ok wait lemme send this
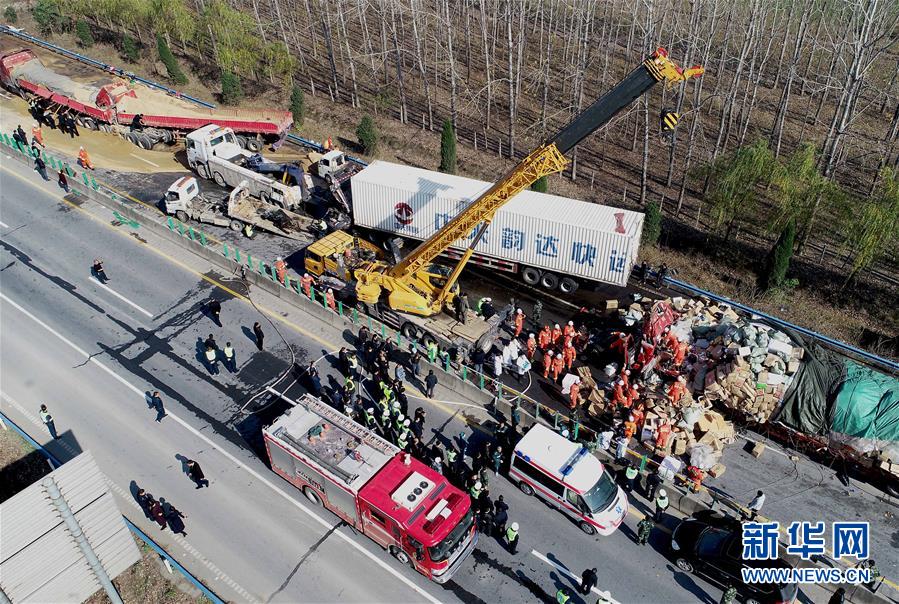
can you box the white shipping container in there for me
[351,161,644,287]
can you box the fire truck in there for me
[263,394,477,583]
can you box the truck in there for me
[263,393,477,583]
[509,424,627,536]
[0,48,292,150]
[185,125,308,210]
[302,149,358,214]
[348,160,645,294]
[304,230,510,355]
[164,177,312,239]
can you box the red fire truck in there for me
[263,394,477,583]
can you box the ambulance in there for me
[510,424,627,535]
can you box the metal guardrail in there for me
[0,410,225,604]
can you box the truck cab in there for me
[317,150,353,180]
[185,124,245,167]
[163,176,199,216]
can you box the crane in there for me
[353,47,703,317]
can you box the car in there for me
[670,518,798,604]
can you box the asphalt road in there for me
[0,154,850,604]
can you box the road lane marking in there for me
[89,276,154,317]
[0,390,259,604]
[531,550,619,603]
[0,291,443,604]
[129,153,159,167]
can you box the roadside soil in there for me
[6,22,897,360]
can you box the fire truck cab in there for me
[263,394,477,583]
[510,424,627,536]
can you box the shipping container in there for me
[350,161,644,291]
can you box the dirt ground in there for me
[0,425,53,502]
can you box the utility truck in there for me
[163,177,311,240]
[185,125,309,210]
[263,393,477,582]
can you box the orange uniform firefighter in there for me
[637,340,655,367]
[612,380,628,407]
[655,421,671,450]
[551,353,565,382]
[78,146,94,170]
[631,403,645,431]
[623,384,639,409]
[513,308,525,338]
[526,334,537,360]
[542,349,555,378]
[667,376,687,405]
[300,273,314,297]
[611,332,631,365]
[620,369,631,391]
[562,321,576,346]
[274,257,287,284]
[325,287,336,311]
[623,415,637,440]
[663,327,679,351]
[538,326,552,351]
[551,323,563,347]
[686,465,704,492]
[562,343,577,371]
[568,380,581,410]
[31,123,44,147]
[324,136,333,150]
[673,341,688,366]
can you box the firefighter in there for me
[668,376,687,405]
[274,257,286,284]
[325,288,336,311]
[655,420,671,452]
[637,340,655,367]
[300,273,314,297]
[538,325,552,351]
[612,379,628,407]
[673,340,688,366]
[562,342,577,371]
[525,333,537,360]
[686,465,704,492]
[551,323,563,347]
[31,122,44,147]
[611,332,630,365]
[568,379,581,411]
[625,384,639,409]
[551,353,564,383]
[562,320,576,346]
[542,349,555,379]
[513,308,525,338]
[77,146,94,170]
[324,136,333,151]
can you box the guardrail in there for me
[0,410,225,604]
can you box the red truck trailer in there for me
[0,49,292,151]
[263,394,477,583]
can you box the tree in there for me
[156,34,187,85]
[439,119,457,174]
[75,20,94,47]
[531,176,548,193]
[200,0,259,76]
[32,0,64,35]
[642,200,662,247]
[356,115,378,156]
[769,143,837,246]
[290,85,305,129]
[761,219,795,290]
[842,167,899,287]
[703,140,775,242]
[4,6,18,24]
[122,34,139,63]
[220,70,243,105]
[262,41,295,86]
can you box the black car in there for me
[670,519,798,604]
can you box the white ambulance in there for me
[509,424,627,536]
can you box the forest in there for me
[15,0,899,354]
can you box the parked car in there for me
[670,518,798,604]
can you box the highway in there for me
[0,154,823,604]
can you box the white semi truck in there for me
[185,124,309,210]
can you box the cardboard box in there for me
[750,442,766,458]
[708,463,726,477]
[697,413,714,433]
[673,437,687,456]
[604,299,618,312]
[787,360,800,374]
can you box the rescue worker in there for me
[542,349,555,379]
[469,480,483,500]
[655,420,672,452]
[324,136,333,150]
[300,273,314,297]
[513,308,525,338]
[568,379,581,411]
[624,384,639,409]
[612,379,628,407]
[77,146,94,170]
[636,517,653,545]
[686,465,703,493]
[556,587,571,604]
[223,341,235,372]
[274,257,286,284]
[31,122,44,147]
[637,340,655,368]
[667,376,686,405]
[505,521,520,554]
[538,325,552,352]
[325,287,336,311]
[611,332,630,365]
[623,414,637,441]
[427,340,438,363]
[654,489,670,522]
[562,342,577,371]
[562,320,576,346]
[454,292,469,324]
[526,333,537,360]
[243,223,255,239]
[624,461,639,492]
[673,340,688,366]
[551,323,563,347]
[551,352,564,383]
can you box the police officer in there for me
[624,462,639,492]
[223,341,235,372]
[556,587,571,604]
[654,489,670,522]
[505,521,520,554]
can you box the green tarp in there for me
[831,361,899,442]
